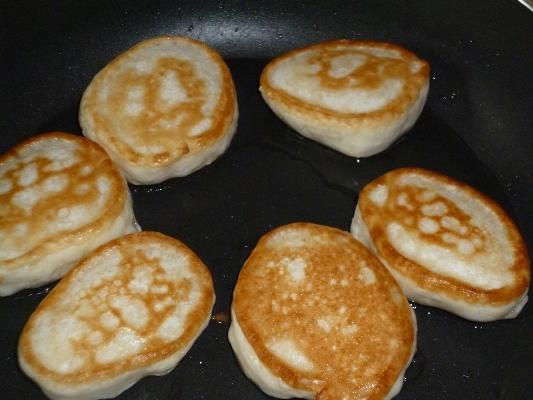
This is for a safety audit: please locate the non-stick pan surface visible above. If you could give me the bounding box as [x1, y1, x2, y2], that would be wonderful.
[1, 1, 532, 399]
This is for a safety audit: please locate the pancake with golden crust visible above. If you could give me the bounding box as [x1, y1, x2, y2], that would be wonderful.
[0, 132, 138, 296]
[18, 231, 215, 400]
[79, 36, 238, 185]
[351, 167, 531, 321]
[229, 223, 416, 400]
[260, 39, 429, 157]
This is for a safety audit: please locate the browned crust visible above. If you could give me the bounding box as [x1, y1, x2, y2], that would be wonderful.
[80, 36, 237, 166]
[0, 131, 128, 271]
[18, 231, 215, 384]
[358, 167, 531, 305]
[233, 222, 415, 399]
[260, 39, 430, 129]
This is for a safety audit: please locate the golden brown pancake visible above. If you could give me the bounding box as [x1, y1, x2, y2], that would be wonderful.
[352, 167, 531, 321]
[230, 222, 416, 400]
[18, 231, 215, 400]
[0, 132, 138, 296]
[260, 39, 429, 158]
[79, 36, 238, 184]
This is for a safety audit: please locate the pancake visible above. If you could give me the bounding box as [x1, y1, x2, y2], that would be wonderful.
[79, 36, 238, 185]
[229, 222, 416, 399]
[260, 39, 429, 157]
[0, 132, 138, 296]
[18, 231, 215, 400]
[351, 167, 531, 321]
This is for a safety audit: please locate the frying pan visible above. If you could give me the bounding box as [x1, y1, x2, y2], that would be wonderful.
[1, 1, 532, 399]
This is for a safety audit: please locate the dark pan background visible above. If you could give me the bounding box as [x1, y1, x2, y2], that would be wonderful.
[1, 1, 532, 399]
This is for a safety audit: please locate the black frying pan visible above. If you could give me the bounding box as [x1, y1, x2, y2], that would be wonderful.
[1, 1, 532, 399]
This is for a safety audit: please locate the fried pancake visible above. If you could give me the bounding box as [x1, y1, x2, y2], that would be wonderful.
[351, 167, 531, 321]
[0, 132, 138, 296]
[260, 39, 429, 157]
[79, 36, 238, 185]
[18, 231, 215, 400]
[229, 223, 416, 400]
